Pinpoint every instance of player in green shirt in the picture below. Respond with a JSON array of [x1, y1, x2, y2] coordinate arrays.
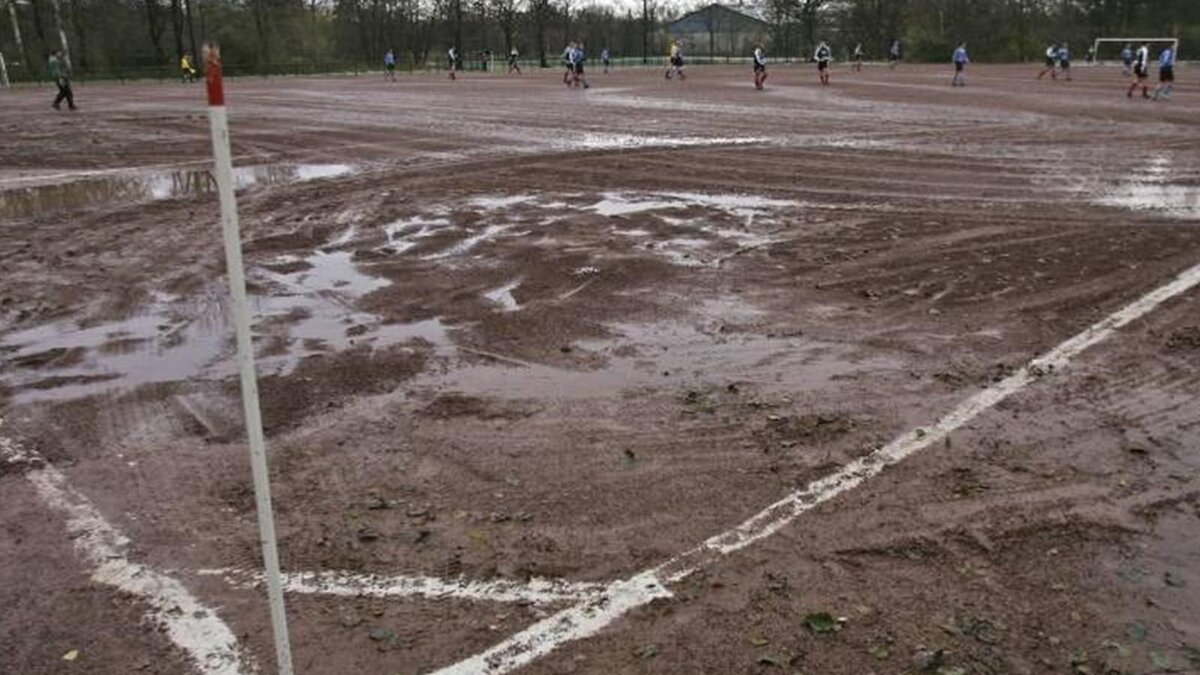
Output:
[[48, 50, 76, 111]]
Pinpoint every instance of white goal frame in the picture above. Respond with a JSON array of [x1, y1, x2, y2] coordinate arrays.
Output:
[[1092, 38, 1180, 65]]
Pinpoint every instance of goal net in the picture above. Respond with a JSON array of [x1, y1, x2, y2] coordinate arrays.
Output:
[[1091, 38, 1180, 65]]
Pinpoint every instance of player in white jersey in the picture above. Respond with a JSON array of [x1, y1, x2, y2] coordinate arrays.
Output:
[[1127, 42, 1150, 99], [813, 42, 832, 86], [562, 42, 575, 85], [1037, 43, 1058, 80], [753, 46, 767, 89]]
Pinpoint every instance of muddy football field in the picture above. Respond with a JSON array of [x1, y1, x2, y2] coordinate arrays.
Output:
[[1, 63, 1199, 675]]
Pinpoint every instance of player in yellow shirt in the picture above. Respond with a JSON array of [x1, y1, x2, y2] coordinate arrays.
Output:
[[665, 40, 685, 80], [180, 52, 197, 83]]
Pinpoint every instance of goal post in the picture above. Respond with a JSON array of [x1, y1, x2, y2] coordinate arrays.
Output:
[[1092, 38, 1179, 65]]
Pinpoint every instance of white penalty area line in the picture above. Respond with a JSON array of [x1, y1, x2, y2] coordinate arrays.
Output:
[[0, 427, 254, 675], [434, 259, 1200, 675], [200, 568, 606, 606]]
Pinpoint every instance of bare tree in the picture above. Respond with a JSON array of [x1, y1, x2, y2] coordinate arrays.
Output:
[[490, 0, 519, 52], [143, 0, 167, 63], [48, 0, 70, 63], [6, 0, 31, 73], [529, 0, 551, 66], [68, 0, 87, 68]]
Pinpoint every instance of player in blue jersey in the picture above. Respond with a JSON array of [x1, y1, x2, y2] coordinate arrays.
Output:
[[951, 43, 969, 86], [1153, 45, 1175, 100]]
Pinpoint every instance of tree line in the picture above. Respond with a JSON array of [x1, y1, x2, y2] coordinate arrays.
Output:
[[1, 0, 1196, 80]]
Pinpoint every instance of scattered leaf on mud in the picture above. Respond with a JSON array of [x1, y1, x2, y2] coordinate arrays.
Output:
[[367, 627, 396, 642], [803, 612, 841, 634], [1101, 640, 1132, 658], [1117, 568, 1147, 584], [1125, 622, 1147, 642], [755, 655, 782, 667], [62, 650, 79, 661], [936, 668, 967, 675], [912, 648, 946, 672], [869, 644, 890, 660], [748, 635, 770, 647], [1163, 571, 1186, 587], [632, 644, 658, 659], [1148, 650, 1176, 671], [1182, 645, 1200, 667]]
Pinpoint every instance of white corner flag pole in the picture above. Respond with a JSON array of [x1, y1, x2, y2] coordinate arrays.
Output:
[[203, 44, 296, 675]]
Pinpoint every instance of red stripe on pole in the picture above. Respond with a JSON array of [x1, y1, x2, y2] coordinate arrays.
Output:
[[204, 44, 225, 107]]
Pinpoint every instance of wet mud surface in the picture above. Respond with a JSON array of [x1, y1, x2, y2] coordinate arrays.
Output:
[[1, 64, 1199, 674]]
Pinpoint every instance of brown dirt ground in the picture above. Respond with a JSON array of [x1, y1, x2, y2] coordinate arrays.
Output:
[[1, 63, 1198, 675]]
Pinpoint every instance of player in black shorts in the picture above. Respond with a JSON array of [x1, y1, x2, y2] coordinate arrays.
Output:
[[1037, 43, 1058, 80], [1153, 45, 1176, 100], [813, 42, 831, 86], [887, 39, 901, 69], [752, 46, 767, 90], [666, 41, 685, 80], [571, 43, 590, 89], [1127, 42, 1150, 99]]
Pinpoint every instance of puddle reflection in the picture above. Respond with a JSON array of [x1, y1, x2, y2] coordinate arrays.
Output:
[[0, 163, 355, 219]]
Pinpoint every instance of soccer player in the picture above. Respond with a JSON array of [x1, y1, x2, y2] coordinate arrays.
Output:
[[1037, 43, 1058, 80], [1153, 44, 1175, 100], [180, 51, 197, 83], [562, 42, 575, 85], [1120, 43, 1133, 75], [1127, 42, 1150, 99], [951, 43, 969, 86], [571, 43, 590, 89], [887, 39, 901, 69], [753, 45, 767, 89], [447, 46, 459, 80], [666, 40, 685, 80], [48, 50, 76, 111], [1058, 42, 1072, 81], [507, 46, 521, 74], [813, 41, 831, 85], [601, 47, 611, 74], [384, 48, 397, 81], [853, 43, 864, 72]]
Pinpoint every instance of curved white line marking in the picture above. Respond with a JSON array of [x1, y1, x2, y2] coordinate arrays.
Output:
[[0, 430, 254, 675]]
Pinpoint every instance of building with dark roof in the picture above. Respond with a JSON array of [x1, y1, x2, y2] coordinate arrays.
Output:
[[666, 4, 770, 58]]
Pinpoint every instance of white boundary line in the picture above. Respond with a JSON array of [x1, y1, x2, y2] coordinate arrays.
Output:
[[433, 258, 1200, 675], [201, 568, 606, 606], [0, 427, 255, 675]]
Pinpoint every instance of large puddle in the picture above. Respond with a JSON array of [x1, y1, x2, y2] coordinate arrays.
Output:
[[0, 163, 355, 220], [1088, 153, 1200, 221], [421, 300, 899, 401], [1, 244, 448, 403]]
